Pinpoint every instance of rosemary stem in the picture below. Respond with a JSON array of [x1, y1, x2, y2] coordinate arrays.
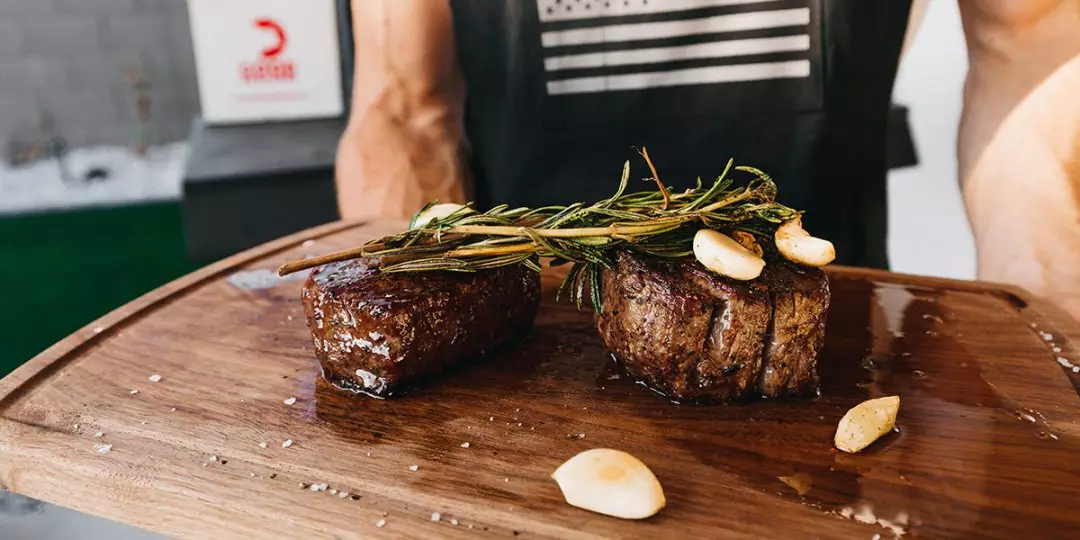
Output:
[[449, 222, 682, 238], [446, 243, 537, 257], [277, 243, 384, 276]]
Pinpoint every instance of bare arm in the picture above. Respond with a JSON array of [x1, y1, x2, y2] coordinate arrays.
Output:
[[958, 0, 1080, 321], [336, 0, 469, 220]]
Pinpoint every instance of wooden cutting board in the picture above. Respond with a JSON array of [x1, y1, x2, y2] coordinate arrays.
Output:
[[2, 221, 1079, 540]]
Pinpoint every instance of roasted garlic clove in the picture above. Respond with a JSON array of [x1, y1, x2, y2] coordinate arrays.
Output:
[[693, 229, 766, 281], [551, 448, 666, 520], [834, 395, 901, 453], [410, 203, 472, 229], [775, 217, 836, 267]]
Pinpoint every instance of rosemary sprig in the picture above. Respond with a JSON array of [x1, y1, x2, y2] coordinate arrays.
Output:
[[278, 152, 801, 311]]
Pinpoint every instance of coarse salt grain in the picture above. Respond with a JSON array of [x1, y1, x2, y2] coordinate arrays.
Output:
[[210, 455, 218, 462], [1074, 366, 1079, 374], [339, 492, 349, 498], [170, 407, 177, 412], [302, 239, 317, 247], [74, 424, 79, 430], [282, 439, 294, 448], [375, 519, 386, 528], [93, 326, 104, 333], [329, 489, 338, 495], [408, 465, 419, 472], [94, 432, 104, 438], [431, 512, 441, 522], [1053, 346, 1063, 353], [250, 473, 256, 477], [504, 478, 509, 483], [94, 443, 112, 454], [283, 397, 297, 406], [450, 519, 459, 526], [460, 442, 470, 448], [129, 389, 139, 395], [489, 417, 494, 421], [148, 374, 162, 383]]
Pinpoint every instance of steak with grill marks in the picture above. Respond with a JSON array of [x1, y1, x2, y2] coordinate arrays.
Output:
[[302, 257, 540, 397], [595, 251, 829, 402]]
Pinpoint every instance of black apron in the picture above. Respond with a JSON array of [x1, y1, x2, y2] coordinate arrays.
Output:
[[449, 0, 912, 269]]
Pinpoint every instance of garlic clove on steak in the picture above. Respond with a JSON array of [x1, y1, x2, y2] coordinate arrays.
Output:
[[410, 203, 473, 229], [552, 448, 665, 520], [693, 229, 766, 281], [775, 217, 835, 267], [834, 395, 900, 453]]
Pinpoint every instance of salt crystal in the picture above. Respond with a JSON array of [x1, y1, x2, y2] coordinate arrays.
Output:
[[94, 443, 112, 454], [1073, 366, 1079, 373], [170, 407, 177, 412], [210, 455, 218, 462], [282, 439, 294, 448], [140, 421, 146, 425], [93, 432, 103, 438], [93, 326, 104, 333], [249, 473, 256, 477], [287, 315, 294, 321], [302, 239, 316, 247], [73, 424, 79, 430], [375, 519, 386, 528], [129, 389, 139, 395], [489, 417, 494, 421], [329, 489, 338, 495], [431, 512, 441, 522], [259, 442, 268, 449], [504, 478, 510, 483], [283, 397, 297, 406], [517, 423, 522, 427], [460, 442, 470, 448], [408, 464, 419, 472], [450, 519, 459, 526], [1053, 346, 1063, 353], [515, 408, 520, 412], [339, 491, 349, 498], [148, 374, 163, 383]]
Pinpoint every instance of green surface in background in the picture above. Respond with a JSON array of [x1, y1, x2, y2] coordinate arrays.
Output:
[[0, 203, 197, 376]]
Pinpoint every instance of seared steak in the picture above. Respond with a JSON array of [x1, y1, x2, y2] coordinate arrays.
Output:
[[758, 262, 830, 397], [595, 251, 829, 402], [302, 258, 540, 397]]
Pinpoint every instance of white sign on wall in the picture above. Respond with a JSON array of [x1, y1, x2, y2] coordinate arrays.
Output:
[[186, 0, 344, 124]]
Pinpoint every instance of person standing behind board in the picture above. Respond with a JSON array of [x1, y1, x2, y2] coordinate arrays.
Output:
[[335, 0, 1080, 323]]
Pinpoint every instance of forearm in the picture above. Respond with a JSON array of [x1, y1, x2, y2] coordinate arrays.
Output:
[[336, 96, 468, 220], [959, 1, 1080, 319], [336, 0, 469, 221]]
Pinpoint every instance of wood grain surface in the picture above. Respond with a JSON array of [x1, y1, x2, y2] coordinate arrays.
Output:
[[2, 220, 1080, 539]]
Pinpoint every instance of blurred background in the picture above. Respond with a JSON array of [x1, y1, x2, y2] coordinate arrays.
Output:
[[0, 1, 971, 536]]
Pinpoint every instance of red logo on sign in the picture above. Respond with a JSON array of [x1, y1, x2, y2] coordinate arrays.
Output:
[[241, 17, 295, 82]]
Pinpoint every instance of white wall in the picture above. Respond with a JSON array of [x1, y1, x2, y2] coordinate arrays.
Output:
[[887, 1, 977, 280]]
